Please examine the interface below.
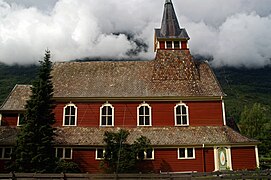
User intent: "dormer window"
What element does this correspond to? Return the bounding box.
[63,103,77,126]
[100,103,114,127]
[166,41,172,49]
[137,103,152,126]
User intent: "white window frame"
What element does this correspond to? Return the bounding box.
[138,149,155,160]
[174,103,189,126]
[17,113,25,126]
[165,41,173,49]
[100,103,114,127]
[55,148,73,160]
[144,148,154,160]
[95,148,105,160]
[63,103,78,126]
[137,103,152,126]
[173,41,180,49]
[0,147,12,160]
[178,148,195,159]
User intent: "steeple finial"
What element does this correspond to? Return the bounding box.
[160,0,181,37]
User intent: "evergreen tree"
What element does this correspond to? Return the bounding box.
[12,50,56,172]
[102,129,151,173]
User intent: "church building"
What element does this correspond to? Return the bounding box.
[0,0,259,173]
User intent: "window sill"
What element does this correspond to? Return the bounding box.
[175,125,189,127]
[178,157,195,160]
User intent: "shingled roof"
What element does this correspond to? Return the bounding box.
[0,126,258,147]
[0,85,31,111]
[52,50,224,98]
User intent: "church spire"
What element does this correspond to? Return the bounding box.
[160,0,181,37]
[154,0,190,51]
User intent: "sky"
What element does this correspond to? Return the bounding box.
[1,0,271,68]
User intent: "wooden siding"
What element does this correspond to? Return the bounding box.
[53,101,223,127]
[187,101,223,126]
[144,148,214,173]
[159,41,165,49]
[0,160,9,173]
[181,41,187,49]
[72,148,214,173]
[73,149,103,173]
[1,113,17,126]
[231,147,257,170]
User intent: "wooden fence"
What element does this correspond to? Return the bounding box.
[0,170,270,180]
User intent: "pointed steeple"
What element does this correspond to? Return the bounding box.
[154,0,190,51]
[160,0,181,37]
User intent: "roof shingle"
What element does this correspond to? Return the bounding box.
[0,126,258,147]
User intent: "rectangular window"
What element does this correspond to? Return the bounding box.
[0,147,12,159]
[55,148,72,159]
[138,149,154,160]
[166,41,172,49]
[17,113,26,126]
[174,41,180,49]
[178,148,195,159]
[96,148,105,160]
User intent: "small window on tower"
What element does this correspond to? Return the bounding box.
[166,41,172,49]
[174,41,180,49]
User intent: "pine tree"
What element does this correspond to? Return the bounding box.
[102,129,151,173]
[12,50,56,172]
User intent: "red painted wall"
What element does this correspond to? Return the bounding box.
[1,113,17,126]
[181,41,187,49]
[159,41,165,49]
[0,160,9,173]
[140,148,214,173]
[72,148,214,173]
[231,147,257,170]
[72,149,103,173]
[53,101,223,127]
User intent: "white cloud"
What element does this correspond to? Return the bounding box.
[0,0,271,67]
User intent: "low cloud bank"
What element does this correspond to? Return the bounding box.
[0,0,271,68]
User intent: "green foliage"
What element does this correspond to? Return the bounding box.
[11,50,57,173]
[214,67,271,122]
[102,129,151,173]
[0,63,38,106]
[55,160,81,173]
[239,103,271,157]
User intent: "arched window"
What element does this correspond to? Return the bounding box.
[137,103,152,126]
[174,103,189,126]
[63,103,77,126]
[100,103,114,126]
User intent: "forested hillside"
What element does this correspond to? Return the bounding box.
[0,63,38,104]
[1,63,271,122]
[214,66,271,122]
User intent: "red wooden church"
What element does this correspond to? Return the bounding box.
[0,0,259,173]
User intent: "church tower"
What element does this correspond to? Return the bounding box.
[154,0,190,51]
